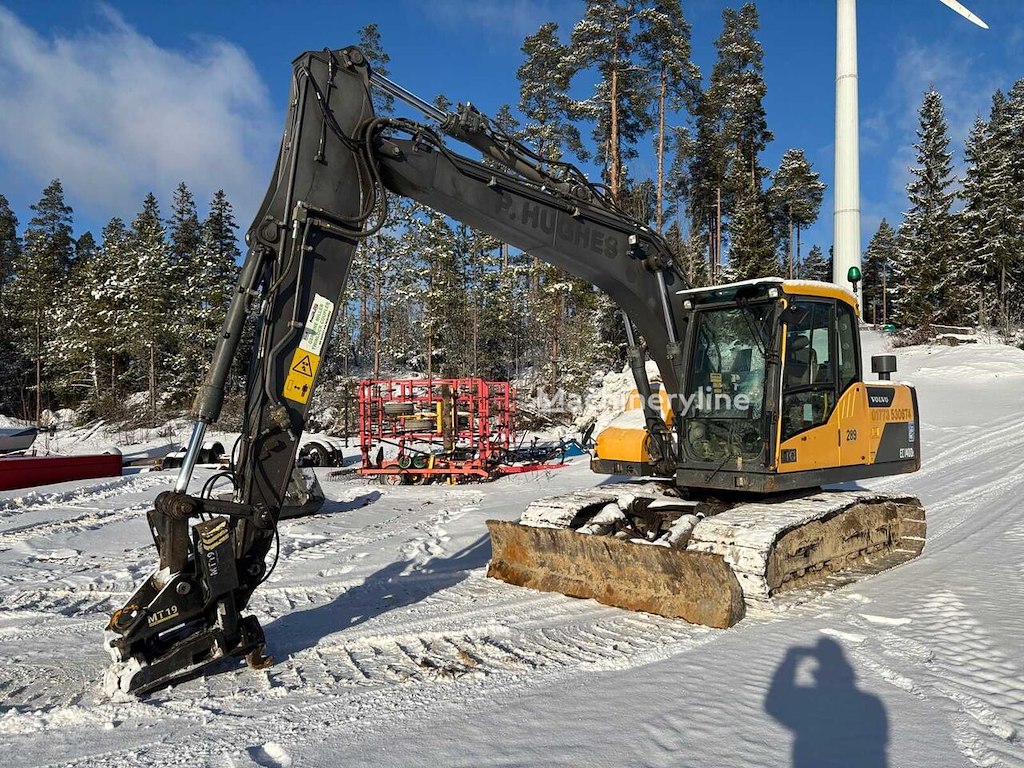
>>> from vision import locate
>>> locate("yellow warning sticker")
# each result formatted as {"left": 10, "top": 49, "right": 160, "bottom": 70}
{"left": 283, "top": 349, "right": 320, "bottom": 404}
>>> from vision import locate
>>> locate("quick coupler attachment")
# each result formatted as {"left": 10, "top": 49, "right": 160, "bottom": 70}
{"left": 103, "top": 514, "right": 269, "bottom": 696}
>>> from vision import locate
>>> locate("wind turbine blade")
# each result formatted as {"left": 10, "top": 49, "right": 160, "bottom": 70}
{"left": 936, "top": 0, "right": 989, "bottom": 29}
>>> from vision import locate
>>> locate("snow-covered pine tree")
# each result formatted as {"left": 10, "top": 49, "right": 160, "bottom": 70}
{"left": 367, "top": 232, "right": 394, "bottom": 380}
{"left": 566, "top": 0, "right": 654, "bottom": 201}
{"left": 93, "top": 218, "right": 134, "bottom": 408}
{"left": 517, "top": 21, "right": 609, "bottom": 392}
{"left": 484, "top": 105, "right": 535, "bottom": 381}
{"left": 518, "top": 23, "right": 585, "bottom": 165}
{"left": 957, "top": 109, "right": 1006, "bottom": 328}
{"left": 726, "top": 166, "right": 778, "bottom": 281}
{"left": 636, "top": 0, "right": 699, "bottom": 233}
{"left": 688, "top": 2, "right": 772, "bottom": 283}
{"left": 711, "top": 4, "right": 772, "bottom": 192}
{"left": 800, "top": 244, "right": 830, "bottom": 281}
{"left": 194, "top": 190, "right": 241, "bottom": 395}
{"left": 342, "top": 23, "right": 404, "bottom": 381}
{"left": 665, "top": 119, "right": 697, "bottom": 251}
{"left": 0, "top": 194, "right": 17, "bottom": 308}
{"left": 358, "top": 23, "right": 394, "bottom": 115}
{"left": 565, "top": 1, "right": 664, "bottom": 379}
{"left": 169, "top": 183, "right": 202, "bottom": 275}
{"left": 9, "top": 179, "right": 74, "bottom": 422}
{"left": 169, "top": 183, "right": 202, "bottom": 296}
{"left": 380, "top": 202, "right": 422, "bottom": 375}
{"left": 75, "top": 231, "right": 97, "bottom": 262}
{"left": 464, "top": 228, "right": 506, "bottom": 379}
{"left": 414, "top": 210, "right": 465, "bottom": 378}
{"left": 0, "top": 194, "right": 24, "bottom": 414}
{"left": 126, "top": 193, "right": 173, "bottom": 424}
{"left": 862, "top": 219, "right": 896, "bottom": 325}
{"left": 891, "top": 89, "right": 956, "bottom": 328}
{"left": 769, "top": 149, "right": 825, "bottom": 278}
{"left": 164, "top": 182, "right": 206, "bottom": 396}
{"left": 999, "top": 79, "right": 1024, "bottom": 330}
{"left": 664, "top": 220, "right": 707, "bottom": 287}
{"left": 687, "top": 102, "right": 725, "bottom": 282}
{"left": 47, "top": 231, "right": 103, "bottom": 403}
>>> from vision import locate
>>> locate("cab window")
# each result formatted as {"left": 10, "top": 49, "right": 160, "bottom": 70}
{"left": 782, "top": 300, "right": 836, "bottom": 440}
{"left": 784, "top": 301, "right": 832, "bottom": 390}
{"left": 836, "top": 301, "right": 860, "bottom": 392}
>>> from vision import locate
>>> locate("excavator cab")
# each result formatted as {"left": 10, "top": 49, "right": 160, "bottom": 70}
{"left": 592, "top": 278, "right": 920, "bottom": 494}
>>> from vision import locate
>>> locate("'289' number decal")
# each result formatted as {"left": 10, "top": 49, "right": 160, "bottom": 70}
{"left": 846, "top": 429, "right": 857, "bottom": 441}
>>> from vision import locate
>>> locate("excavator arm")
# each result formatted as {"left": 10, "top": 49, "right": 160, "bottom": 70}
{"left": 104, "top": 46, "right": 689, "bottom": 695}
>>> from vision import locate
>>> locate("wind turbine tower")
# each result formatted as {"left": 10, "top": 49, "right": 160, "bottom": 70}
{"left": 832, "top": 0, "right": 987, "bottom": 306}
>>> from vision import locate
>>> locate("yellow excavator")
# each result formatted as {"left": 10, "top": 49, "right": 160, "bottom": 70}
{"left": 103, "top": 48, "right": 924, "bottom": 695}
{"left": 489, "top": 278, "right": 923, "bottom": 627}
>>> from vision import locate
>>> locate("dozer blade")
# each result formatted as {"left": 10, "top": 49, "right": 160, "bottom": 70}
{"left": 486, "top": 520, "right": 745, "bottom": 628}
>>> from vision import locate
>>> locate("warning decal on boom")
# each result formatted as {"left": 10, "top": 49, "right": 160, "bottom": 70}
{"left": 283, "top": 348, "right": 320, "bottom": 404}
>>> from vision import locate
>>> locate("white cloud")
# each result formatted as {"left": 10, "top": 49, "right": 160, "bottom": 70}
{"left": 858, "top": 36, "right": 1008, "bottom": 232}
{"left": 873, "top": 40, "right": 1000, "bottom": 192}
{"left": 0, "top": 5, "right": 275, "bottom": 228}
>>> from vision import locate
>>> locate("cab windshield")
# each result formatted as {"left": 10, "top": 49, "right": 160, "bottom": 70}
{"left": 686, "top": 302, "right": 773, "bottom": 420}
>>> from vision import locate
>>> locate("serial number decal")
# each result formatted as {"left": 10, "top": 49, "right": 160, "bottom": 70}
{"left": 871, "top": 407, "right": 913, "bottom": 422}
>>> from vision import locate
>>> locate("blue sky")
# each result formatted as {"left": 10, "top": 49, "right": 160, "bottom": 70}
{"left": 0, "top": 1, "right": 1019, "bottom": 259}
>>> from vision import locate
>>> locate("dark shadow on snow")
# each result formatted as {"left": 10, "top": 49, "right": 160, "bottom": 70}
{"left": 263, "top": 534, "right": 492, "bottom": 659}
{"left": 317, "top": 490, "right": 382, "bottom": 516}
{"left": 281, "top": 489, "right": 381, "bottom": 521}
{"left": 765, "top": 636, "right": 889, "bottom": 768}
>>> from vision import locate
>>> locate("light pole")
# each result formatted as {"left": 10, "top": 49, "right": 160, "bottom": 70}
{"left": 833, "top": 0, "right": 860, "bottom": 304}
{"left": 832, "top": 0, "right": 987, "bottom": 308}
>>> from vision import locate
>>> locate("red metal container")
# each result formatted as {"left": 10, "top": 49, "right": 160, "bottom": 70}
{"left": 0, "top": 454, "right": 123, "bottom": 491}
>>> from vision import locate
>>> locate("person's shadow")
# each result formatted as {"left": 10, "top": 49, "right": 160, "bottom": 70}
{"left": 765, "top": 636, "right": 889, "bottom": 768}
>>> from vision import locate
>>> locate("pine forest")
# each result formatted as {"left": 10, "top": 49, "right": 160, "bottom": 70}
{"left": 1, "top": 4, "right": 1022, "bottom": 428}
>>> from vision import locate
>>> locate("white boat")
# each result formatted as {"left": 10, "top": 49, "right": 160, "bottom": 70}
{"left": 0, "top": 427, "right": 38, "bottom": 454}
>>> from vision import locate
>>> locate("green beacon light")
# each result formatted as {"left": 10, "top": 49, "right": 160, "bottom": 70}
{"left": 847, "top": 265, "right": 862, "bottom": 291}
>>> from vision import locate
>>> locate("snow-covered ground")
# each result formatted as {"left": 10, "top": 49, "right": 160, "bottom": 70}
{"left": 1, "top": 330, "right": 1022, "bottom": 767}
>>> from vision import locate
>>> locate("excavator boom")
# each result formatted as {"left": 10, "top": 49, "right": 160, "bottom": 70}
{"left": 104, "top": 46, "right": 688, "bottom": 695}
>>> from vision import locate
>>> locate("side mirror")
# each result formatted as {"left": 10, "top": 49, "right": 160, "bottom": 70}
{"left": 780, "top": 304, "right": 810, "bottom": 328}
{"left": 871, "top": 354, "right": 897, "bottom": 381}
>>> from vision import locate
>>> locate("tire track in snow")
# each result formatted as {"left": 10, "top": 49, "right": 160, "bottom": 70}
{"left": 914, "top": 414, "right": 1023, "bottom": 471}
{"left": 0, "top": 501, "right": 153, "bottom": 549}
{"left": 0, "top": 658, "right": 97, "bottom": 715}
{"left": 847, "top": 591, "right": 1024, "bottom": 768}
{"left": 7, "top": 611, "right": 716, "bottom": 768}
{"left": 0, "top": 473, "right": 172, "bottom": 520}
{"left": 248, "top": 594, "right": 710, "bottom": 699}
{"left": 867, "top": 413, "right": 1024, "bottom": 546}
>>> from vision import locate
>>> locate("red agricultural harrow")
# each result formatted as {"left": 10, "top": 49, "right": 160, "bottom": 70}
{"left": 357, "top": 378, "right": 566, "bottom": 484}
